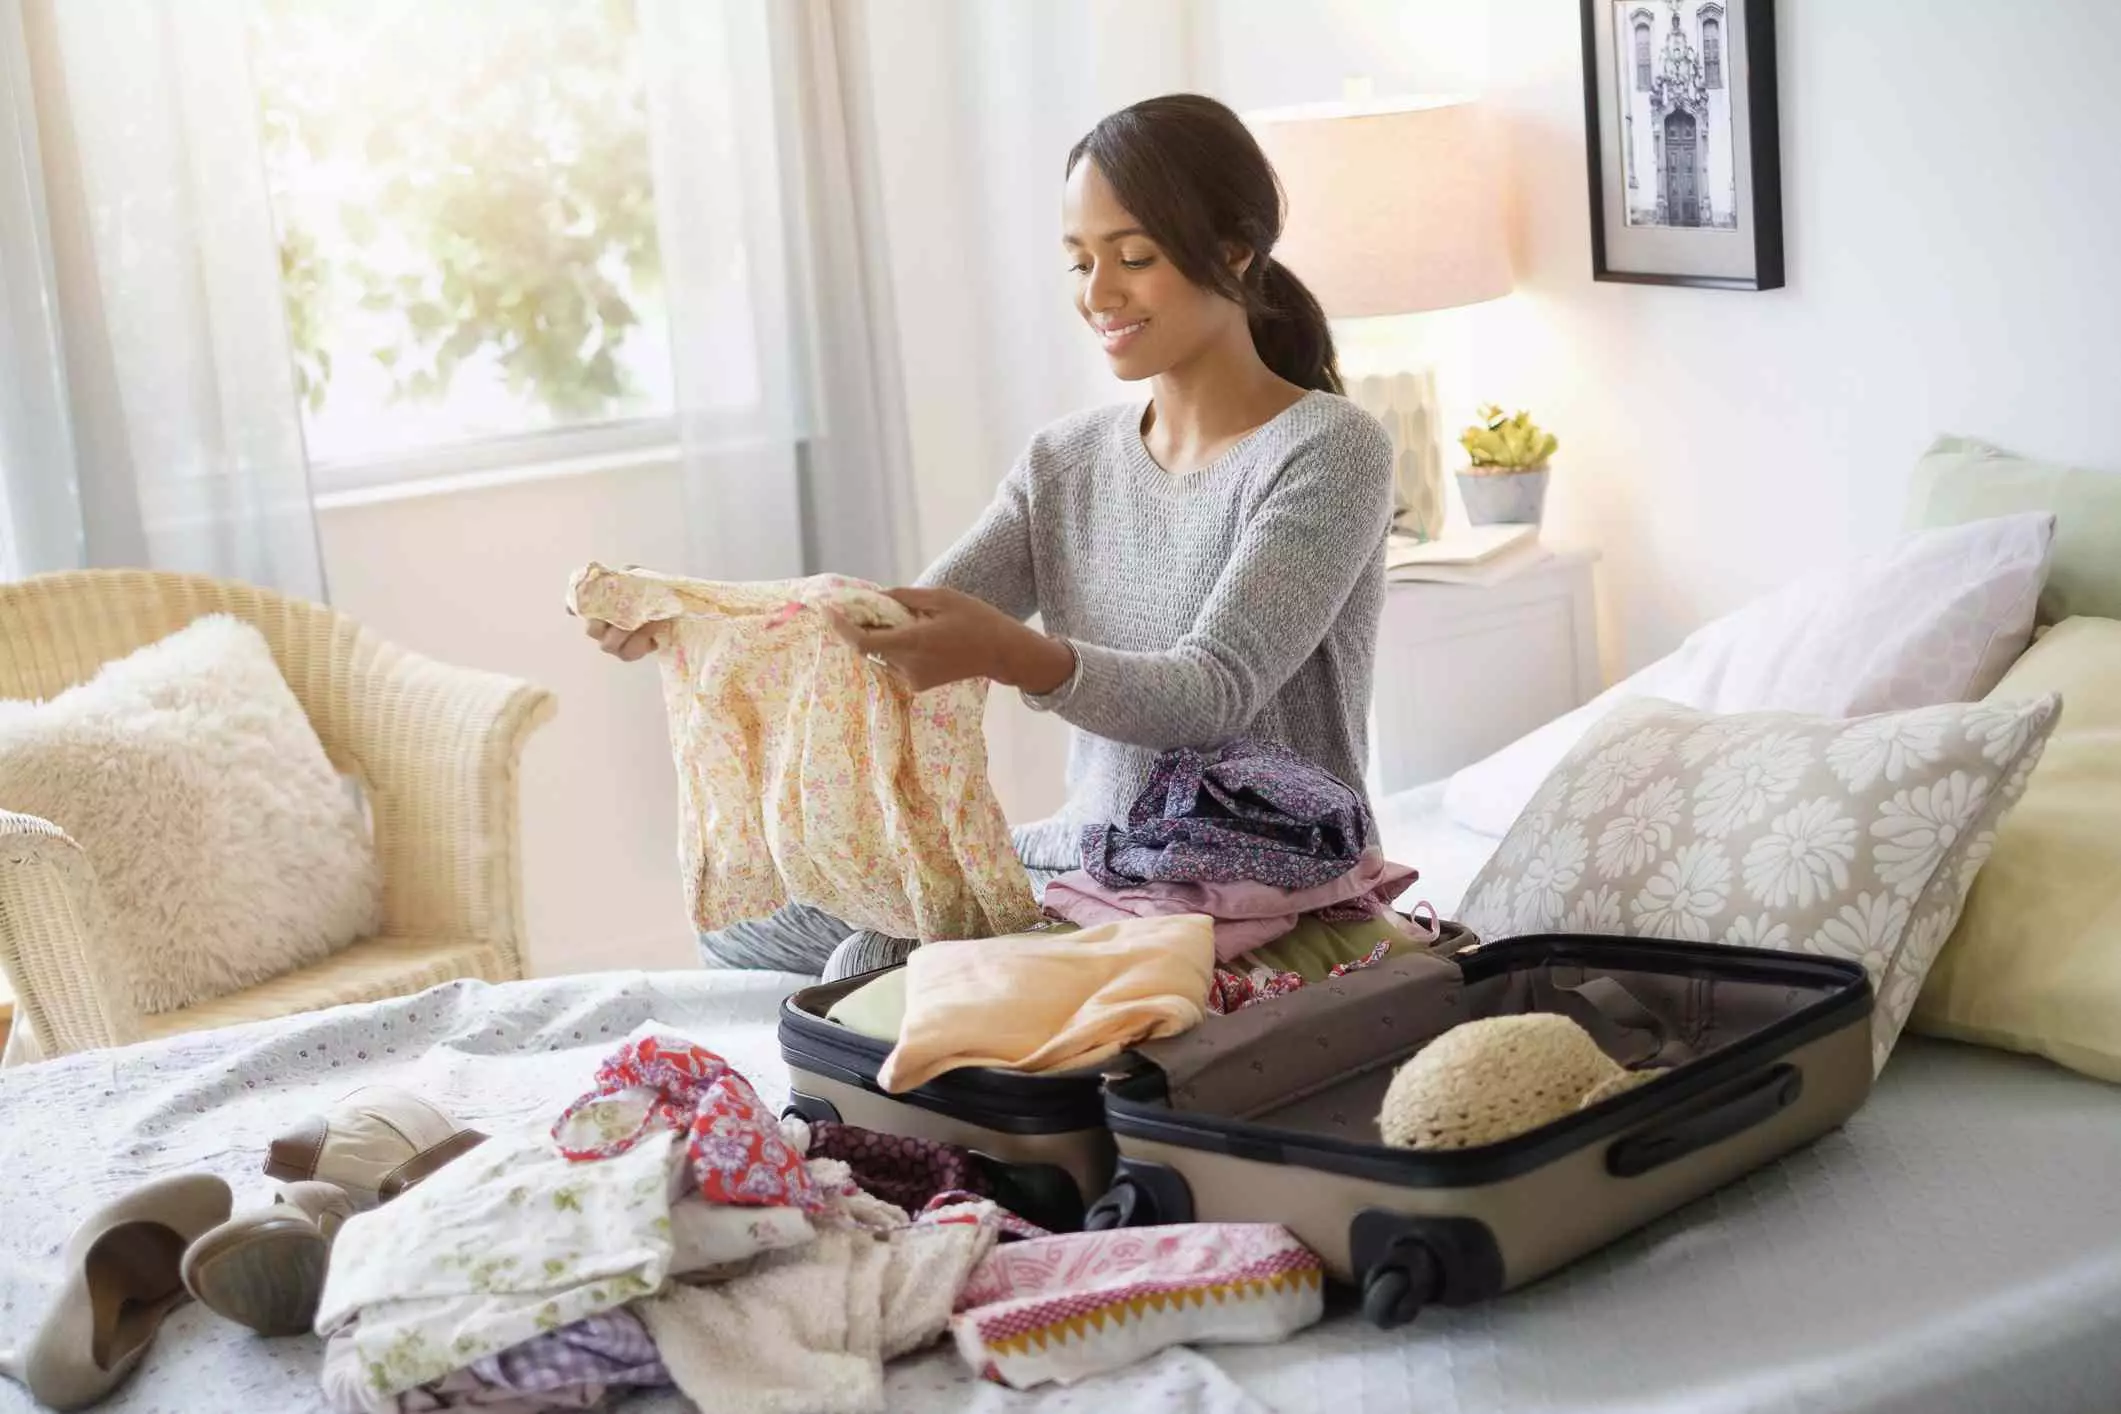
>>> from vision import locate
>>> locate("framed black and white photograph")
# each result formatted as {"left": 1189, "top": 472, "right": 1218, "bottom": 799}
{"left": 1580, "top": 0, "right": 1783, "bottom": 289}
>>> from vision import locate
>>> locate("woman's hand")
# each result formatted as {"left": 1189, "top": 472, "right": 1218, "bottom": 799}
{"left": 827, "top": 587, "right": 1076, "bottom": 695}
{"left": 575, "top": 613, "right": 670, "bottom": 662}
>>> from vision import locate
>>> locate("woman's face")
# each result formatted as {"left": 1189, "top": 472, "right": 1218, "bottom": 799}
{"left": 1063, "top": 159, "right": 1247, "bottom": 382}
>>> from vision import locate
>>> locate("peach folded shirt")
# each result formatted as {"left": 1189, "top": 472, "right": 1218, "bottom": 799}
{"left": 878, "top": 914, "right": 1217, "bottom": 1092}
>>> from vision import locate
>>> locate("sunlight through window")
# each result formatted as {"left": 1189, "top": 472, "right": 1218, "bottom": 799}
{"left": 247, "top": 0, "right": 674, "bottom": 470}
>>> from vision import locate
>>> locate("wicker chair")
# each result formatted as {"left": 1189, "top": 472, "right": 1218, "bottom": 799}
{"left": 0, "top": 569, "right": 557, "bottom": 1062}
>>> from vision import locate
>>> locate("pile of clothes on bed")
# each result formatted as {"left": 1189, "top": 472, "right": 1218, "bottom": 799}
{"left": 310, "top": 1037, "right": 1324, "bottom": 1412}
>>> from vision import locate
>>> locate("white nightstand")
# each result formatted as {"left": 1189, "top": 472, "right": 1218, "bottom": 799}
{"left": 1366, "top": 547, "right": 1602, "bottom": 797}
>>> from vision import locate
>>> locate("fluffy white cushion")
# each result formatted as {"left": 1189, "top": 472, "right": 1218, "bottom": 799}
{"left": 1445, "top": 512, "right": 2056, "bottom": 837}
{"left": 0, "top": 615, "right": 381, "bottom": 1014}
{"left": 1458, "top": 692, "right": 2062, "bottom": 1072}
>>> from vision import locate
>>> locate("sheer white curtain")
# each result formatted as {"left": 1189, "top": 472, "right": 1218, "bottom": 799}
{"left": 1, "top": 0, "right": 324, "bottom": 598}
{"left": 0, "top": 0, "right": 78, "bottom": 581}
{"left": 638, "top": 0, "right": 914, "bottom": 586}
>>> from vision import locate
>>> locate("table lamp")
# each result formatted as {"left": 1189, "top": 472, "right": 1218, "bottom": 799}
{"left": 1248, "top": 92, "right": 1512, "bottom": 540}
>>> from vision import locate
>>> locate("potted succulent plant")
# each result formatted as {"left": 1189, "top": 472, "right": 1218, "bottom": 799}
{"left": 1457, "top": 404, "right": 1558, "bottom": 526}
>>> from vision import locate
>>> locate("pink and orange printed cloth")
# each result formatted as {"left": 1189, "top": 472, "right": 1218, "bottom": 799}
{"left": 951, "top": 1224, "right": 1325, "bottom": 1389}
{"left": 567, "top": 563, "right": 1041, "bottom": 943}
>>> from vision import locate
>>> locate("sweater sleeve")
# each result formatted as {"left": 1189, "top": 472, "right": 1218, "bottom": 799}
{"left": 1027, "top": 421, "right": 1393, "bottom": 749}
{"left": 912, "top": 451, "right": 1038, "bottom": 621}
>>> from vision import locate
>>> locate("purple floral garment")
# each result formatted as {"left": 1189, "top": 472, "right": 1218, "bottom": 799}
{"left": 807, "top": 1120, "right": 992, "bottom": 1213}
{"left": 1079, "top": 740, "right": 1374, "bottom": 892}
{"left": 325, "top": 1309, "right": 670, "bottom": 1413}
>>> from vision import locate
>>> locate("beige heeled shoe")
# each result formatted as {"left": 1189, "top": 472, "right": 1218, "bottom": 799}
{"left": 264, "top": 1085, "right": 485, "bottom": 1209}
{"left": 0, "top": 1172, "right": 232, "bottom": 1410}
{"left": 181, "top": 1181, "right": 356, "bottom": 1338}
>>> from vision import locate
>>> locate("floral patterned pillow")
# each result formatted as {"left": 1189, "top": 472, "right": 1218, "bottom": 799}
{"left": 1459, "top": 692, "right": 2062, "bottom": 1071}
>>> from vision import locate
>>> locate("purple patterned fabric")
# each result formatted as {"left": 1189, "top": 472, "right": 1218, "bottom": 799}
{"left": 1079, "top": 740, "right": 1374, "bottom": 892}
{"left": 326, "top": 1310, "right": 670, "bottom": 1413}
{"left": 459, "top": 1309, "right": 669, "bottom": 1400}
{"left": 807, "top": 1120, "right": 992, "bottom": 1213}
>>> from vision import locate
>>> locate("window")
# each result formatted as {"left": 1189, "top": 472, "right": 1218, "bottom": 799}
{"left": 1703, "top": 17, "right": 1723, "bottom": 88}
{"left": 1634, "top": 20, "right": 1653, "bottom": 89}
{"left": 246, "top": 0, "right": 673, "bottom": 484}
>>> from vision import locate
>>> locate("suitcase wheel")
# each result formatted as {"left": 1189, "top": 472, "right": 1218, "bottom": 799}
{"left": 782, "top": 1092, "right": 843, "bottom": 1126}
{"left": 1350, "top": 1211, "right": 1504, "bottom": 1328}
{"left": 1083, "top": 1159, "right": 1194, "bottom": 1231}
{"left": 1360, "top": 1243, "right": 1443, "bottom": 1329}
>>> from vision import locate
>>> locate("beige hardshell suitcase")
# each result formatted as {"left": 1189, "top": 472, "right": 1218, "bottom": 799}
{"left": 1086, "top": 932, "right": 1874, "bottom": 1328}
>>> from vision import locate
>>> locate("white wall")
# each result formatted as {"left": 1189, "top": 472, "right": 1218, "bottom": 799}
{"left": 1470, "top": 0, "right": 2121, "bottom": 669}
{"left": 316, "top": 467, "right": 699, "bottom": 977}
{"left": 1192, "top": 0, "right": 1485, "bottom": 106}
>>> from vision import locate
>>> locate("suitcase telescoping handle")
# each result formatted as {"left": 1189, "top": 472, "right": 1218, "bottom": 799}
{"left": 1605, "top": 1063, "right": 1804, "bottom": 1178}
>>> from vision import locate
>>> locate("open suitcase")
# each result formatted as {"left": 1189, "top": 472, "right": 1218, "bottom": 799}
{"left": 1085, "top": 932, "right": 1873, "bottom": 1328}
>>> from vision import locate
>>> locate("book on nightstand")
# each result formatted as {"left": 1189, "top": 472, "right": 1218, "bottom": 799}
{"left": 1386, "top": 524, "right": 1549, "bottom": 585}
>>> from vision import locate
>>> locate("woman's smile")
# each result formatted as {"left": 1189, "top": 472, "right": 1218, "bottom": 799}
{"left": 1095, "top": 317, "right": 1150, "bottom": 355}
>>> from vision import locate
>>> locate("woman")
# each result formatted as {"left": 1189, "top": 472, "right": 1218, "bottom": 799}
{"left": 585, "top": 93, "right": 1394, "bottom": 980}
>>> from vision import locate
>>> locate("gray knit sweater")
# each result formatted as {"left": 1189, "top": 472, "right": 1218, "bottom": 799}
{"left": 919, "top": 389, "right": 1395, "bottom": 871}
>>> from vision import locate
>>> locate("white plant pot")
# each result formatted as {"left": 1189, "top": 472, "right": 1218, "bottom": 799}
{"left": 1456, "top": 466, "right": 1549, "bottom": 526}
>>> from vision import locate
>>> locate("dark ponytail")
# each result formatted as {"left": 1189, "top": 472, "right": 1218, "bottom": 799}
{"left": 1249, "top": 258, "right": 1340, "bottom": 397}
{"left": 1067, "top": 94, "right": 1343, "bottom": 395}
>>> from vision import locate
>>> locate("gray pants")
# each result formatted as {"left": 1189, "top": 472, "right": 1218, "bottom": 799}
{"left": 697, "top": 833, "right": 1067, "bottom": 981}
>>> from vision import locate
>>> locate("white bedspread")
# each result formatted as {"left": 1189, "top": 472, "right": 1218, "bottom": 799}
{"left": 4, "top": 966, "right": 2120, "bottom": 1414}
{"left": 1374, "top": 779, "right": 1497, "bottom": 918}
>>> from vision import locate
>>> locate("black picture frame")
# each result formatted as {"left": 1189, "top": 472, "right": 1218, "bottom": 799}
{"left": 1580, "top": 0, "right": 1783, "bottom": 290}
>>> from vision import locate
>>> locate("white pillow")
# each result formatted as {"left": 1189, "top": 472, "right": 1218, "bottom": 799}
{"left": 1458, "top": 691, "right": 2061, "bottom": 1072}
{"left": 0, "top": 615, "right": 381, "bottom": 1014}
{"left": 1444, "top": 512, "right": 2055, "bottom": 836}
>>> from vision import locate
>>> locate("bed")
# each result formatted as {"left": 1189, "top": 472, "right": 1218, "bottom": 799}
{"left": 5, "top": 785, "right": 2120, "bottom": 1414}
{"left": 1374, "top": 779, "right": 1495, "bottom": 920}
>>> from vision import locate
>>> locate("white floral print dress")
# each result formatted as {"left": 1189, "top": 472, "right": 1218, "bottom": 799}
{"left": 568, "top": 562, "right": 1041, "bottom": 943}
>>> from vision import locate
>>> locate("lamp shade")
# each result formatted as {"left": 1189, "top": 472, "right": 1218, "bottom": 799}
{"left": 1248, "top": 96, "right": 1512, "bottom": 319}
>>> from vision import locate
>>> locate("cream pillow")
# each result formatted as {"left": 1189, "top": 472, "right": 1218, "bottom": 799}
{"left": 0, "top": 615, "right": 381, "bottom": 1014}
{"left": 1444, "top": 512, "right": 2055, "bottom": 836}
{"left": 1911, "top": 618, "right": 2121, "bottom": 1080}
{"left": 1459, "top": 693, "right": 2062, "bottom": 1072}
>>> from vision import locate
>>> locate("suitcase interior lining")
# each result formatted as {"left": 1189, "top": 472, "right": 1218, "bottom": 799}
{"left": 1142, "top": 947, "right": 1846, "bottom": 1143}
{"left": 1252, "top": 970, "right": 1818, "bottom": 1143}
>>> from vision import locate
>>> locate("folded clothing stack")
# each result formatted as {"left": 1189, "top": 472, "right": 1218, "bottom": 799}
{"left": 1077, "top": 739, "right": 1375, "bottom": 894}
{"left": 1053, "top": 739, "right": 1432, "bottom": 1011}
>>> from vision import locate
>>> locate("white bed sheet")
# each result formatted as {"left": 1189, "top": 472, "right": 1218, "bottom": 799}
{"left": 1374, "top": 778, "right": 1499, "bottom": 919}
{"left": 4, "top": 965, "right": 2120, "bottom": 1414}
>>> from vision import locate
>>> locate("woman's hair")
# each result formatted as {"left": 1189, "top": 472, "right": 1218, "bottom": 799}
{"left": 1066, "top": 93, "right": 1342, "bottom": 395}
